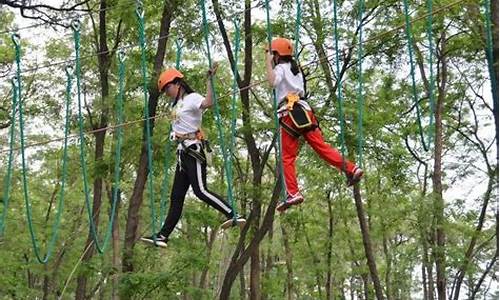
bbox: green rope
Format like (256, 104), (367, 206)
(13, 33), (72, 263)
(72, 19), (124, 253)
(227, 17), (241, 219)
(332, 0), (348, 175)
(159, 38), (183, 222)
(403, 0), (432, 151)
(200, 0), (236, 214)
(175, 38), (183, 70)
(111, 50), (126, 228)
(356, 0), (365, 168)
(293, 0), (302, 61)
(264, 0), (287, 201)
(135, 2), (158, 241)
(0, 39), (19, 235)
(483, 0), (499, 158)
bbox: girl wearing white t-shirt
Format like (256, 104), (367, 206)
(265, 37), (364, 212)
(141, 66), (245, 248)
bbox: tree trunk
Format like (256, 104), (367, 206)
(75, 1), (111, 297)
(382, 234), (392, 300)
(301, 213), (323, 298)
(199, 226), (217, 289)
(281, 225), (294, 300)
(352, 185), (384, 299)
(250, 248), (260, 300)
(219, 182), (280, 300)
(432, 31), (448, 300)
(213, 0), (281, 298)
(110, 187), (120, 300)
(250, 203), (261, 300)
(491, 0), (499, 160)
(122, 1), (173, 274)
(262, 219), (274, 300)
(326, 191), (334, 300)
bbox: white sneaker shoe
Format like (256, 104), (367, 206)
(220, 215), (246, 229)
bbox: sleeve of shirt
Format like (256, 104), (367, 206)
(272, 65), (284, 87)
(189, 93), (205, 111)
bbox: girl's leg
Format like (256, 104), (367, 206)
(185, 145), (233, 219)
(303, 114), (357, 174)
(280, 116), (301, 196)
(159, 161), (190, 238)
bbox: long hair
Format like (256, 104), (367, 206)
(172, 78), (195, 107)
(276, 54), (308, 98)
(276, 55), (301, 76)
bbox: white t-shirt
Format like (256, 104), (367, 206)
(172, 92), (204, 148)
(272, 62), (310, 114)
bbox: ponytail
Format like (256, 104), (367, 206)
(276, 54), (308, 97)
(277, 55), (301, 75)
(172, 78), (195, 107)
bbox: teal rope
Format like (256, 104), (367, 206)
(293, 0), (302, 61)
(159, 38), (183, 221)
(264, 0), (287, 201)
(426, 0), (436, 148)
(111, 50), (126, 230)
(135, 1), (158, 241)
(227, 17), (241, 219)
(403, 0), (431, 151)
(200, 0), (236, 214)
(14, 32), (72, 263)
(0, 46), (19, 236)
(356, 0), (365, 168)
(72, 19), (124, 253)
(175, 38), (183, 69)
(332, 0), (348, 175)
(483, 0), (499, 158)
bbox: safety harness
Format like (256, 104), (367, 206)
(279, 93), (318, 139)
(175, 129), (212, 164)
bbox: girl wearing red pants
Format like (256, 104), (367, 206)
(265, 37), (363, 212)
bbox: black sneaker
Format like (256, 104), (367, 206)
(276, 193), (304, 212)
(347, 167), (364, 187)
(220, 215), (246, 229)
(140, 233), (168, 248)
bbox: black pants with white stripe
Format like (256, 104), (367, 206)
(159, 144), (234, 238)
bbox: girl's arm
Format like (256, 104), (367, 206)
(201, 63), (219, 109)
(265, 50), (276, 86)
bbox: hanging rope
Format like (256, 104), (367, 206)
(403, 0), (433, 151)
(135, 1), (156, 241)
(264, 0), (287, 201)
(356, 0), (365, 168)
(200, 0), (236, 215)
(293, 0), (302, 60)
(0, 0), (465, 159)
(72, 19), (125, 254)
(0, 68), (19, 236)
(332, 0), (349, 177)
(135, 1), (160, 243)
(111, 49), (126, 232)
(13, 32), (73, 263)
(227, 17), (241, 219)
(159, 37), (183, 222)
(483, 0), (499, 157)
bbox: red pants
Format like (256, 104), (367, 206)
(280, 111), (356, 196)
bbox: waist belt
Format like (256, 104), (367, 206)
(176, 131), (212, 165)
(175, 132), (199, 141)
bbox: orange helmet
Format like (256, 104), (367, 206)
(158, 68), (184, 92)
(271, 38), (293, 56)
